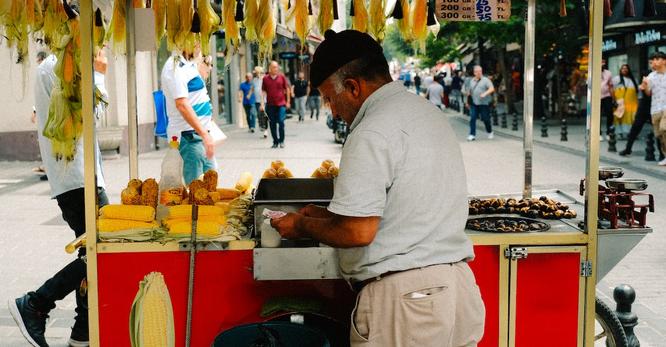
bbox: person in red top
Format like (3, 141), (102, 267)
(260, 61), (291, 148)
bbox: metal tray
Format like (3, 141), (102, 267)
(466, 216), (550, 233)
(605, 178), (648, 191)
(254, 178), (334, 203)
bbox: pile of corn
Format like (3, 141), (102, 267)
(262, 160), (294, 179)
(163, 204), (227, 239)
(311, 159), (339, 179)
(130, 272), (175, 347)
(97, 205), (162, 242)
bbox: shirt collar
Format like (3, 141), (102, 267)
(350, 81), (404, 131)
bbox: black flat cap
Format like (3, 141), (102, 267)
(310, 30), (384, 88)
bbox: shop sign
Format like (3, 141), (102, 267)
(279, 52), (298, 60)
(602, 39), (619, 52)
(634, 29), (663, 46)
(435, 0), (511, 22)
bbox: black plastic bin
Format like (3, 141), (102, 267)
(212, 322), (331, 347)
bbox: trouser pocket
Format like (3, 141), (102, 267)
(350, 290), (372, 344)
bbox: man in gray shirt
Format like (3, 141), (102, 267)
(464, 65), (495, 141)
(271, 30), (484, 347)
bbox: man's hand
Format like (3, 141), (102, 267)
(270, 213), (303, 239)
(259, 104), (265, 112)
(203, 133), (215, 159)
(640, 77), (649, 91)
(93, 49), (108, 74)
(286, 102), (291, 109)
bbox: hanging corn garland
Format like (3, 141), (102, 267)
(257, 0), (276, 62)
(166, 0), (181, 51)
(223, 0), (241, 63)
(244, 0), (260, 42)
(411, 0), (428, 52)
(107, 0), (127, 54)
(287, 0), (310, 49)
(197, 0), (221, 54)
(318, 0), (334, 34)
(350, 0), (368, 33)
(152, 0), (167, 47)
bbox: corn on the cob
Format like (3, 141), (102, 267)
(328, 166), (339, 178)
(351, 0), (368, 33)
(257, 0), (275, 62)
(411, 0), (427, 52)
(317, 0), (334, 39)
(167, 220), (221, 237)
(99, 205), (156, 222)
(223, 0), (241, 62)
(216, 188), (242, 199)
(198, 0), (221, 54)
(153, 0), (166, 46)
(276, 167), (293, 178)
(270, 160), (284, 170)
(98, 219), (159, 233)
(130, 272), (175, 347)
(167, 205), (225, 219)
(244, 0), (259, 42)
(287, 0), (309, 47)
(262, 168), (278, 179)
(163, 215), (226, 227)
(108, 0), (127, 55)
(122, 186), (142, 205)
(311, 166), (328, 178)
(235, 172), (253, 193)
(321, 159), (335, 169)
(368, 0), (386, 42)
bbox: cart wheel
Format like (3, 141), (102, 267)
(595, 297), (628, 347)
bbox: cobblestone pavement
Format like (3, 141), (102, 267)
(0, 110), (663, 346)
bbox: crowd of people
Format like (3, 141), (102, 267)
(237, 63), (323, 149)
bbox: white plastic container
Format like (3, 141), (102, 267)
(158, 136), (185, 207)
(261, 219), (282, 248)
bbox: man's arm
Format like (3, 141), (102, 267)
(640, 76), (651, 95)
(272, 212), (380, 248)
(284, 77), (291, 107)
(175, 97), (215, 158)
(481, 79), (495, 97)
(237, 89), (244, 103)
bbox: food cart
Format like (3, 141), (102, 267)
(66, 0), (654, 346)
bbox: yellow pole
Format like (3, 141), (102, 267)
(80, 0), (100, 346)
(584, 0), (603, 345)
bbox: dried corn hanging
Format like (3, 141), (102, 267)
(5, 0), (29, 64)
(317, 0), (334, 35)
(94, 8), (106, 50)
(287, 0), (309, 49)
(198, 0), (221, 54)
(26, 0), (44, 32)
(244, 0), (259, 42)
(42, 0), (68, 50)
(257, 0), (276, 62)
(129, 272), (175, 347)
(152, 0), (167, 47)
(175, 0), (196, 52)
(350, 0), (368, 33)
(411, 0), (427, 53)
(166, 0), (180, 51)
(368, 0), (385, 42)
(223, 0), (241, 63)
(393, 0), (411, 41)
(107, 0), (126, 55)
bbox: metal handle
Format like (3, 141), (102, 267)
(65, 233), (87, 254)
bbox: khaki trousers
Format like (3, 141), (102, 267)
(652, 110), (666, 154)
(350, 262), (485, 347)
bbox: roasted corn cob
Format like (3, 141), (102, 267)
(99, 205), (156, 222)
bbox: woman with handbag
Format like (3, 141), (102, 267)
(612, 64), (639, 139)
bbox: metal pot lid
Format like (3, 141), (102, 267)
(605, 178), (648, 191)
(599, 166), (624, 179)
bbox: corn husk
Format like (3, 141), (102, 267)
(153, 0), (167, 46)
(166, 0), (180, 51)
(287, 0), (310, 47)
(368, 0), (385, 42)
(107, 0), (126, 55)
(244, 0), (259, 42)
(129, 272), (175, 347)
(257, 0), (276, 62)
(198, 0), (220, 56)
(223, 0), (241, 63)
(351, 0), (368, 33)
(317, 0), (334, 34)
(411, 0), (427, 52)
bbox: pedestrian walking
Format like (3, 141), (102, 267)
(426, 75), (445, 109)
(161, 46), (217, 184)
(466, 65), (495, 141)
(414, 73), (422, 95)
(618, 92), (665, 160)
(272, 29), (485, 347)
(600, 59), (615, 141)
(308, 83), (322, 120)
(260, 61), (291, 148)
(612, 64), (639, 139)
(8, 48), (109, 347)
(253, 66), (269, 138)
(292, 72), (309, 122)
(640, 51), (666, 166)
(450, 70), (464, 112)
(238, 73), (257, 132)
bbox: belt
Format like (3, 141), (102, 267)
(181, 130), (196, 136)
(351, 270), (407, 293)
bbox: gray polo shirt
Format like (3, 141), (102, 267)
(469, 76), (494, 106)
(327, 81), (474, 282)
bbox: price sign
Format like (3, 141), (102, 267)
(435, 0), (511, 22)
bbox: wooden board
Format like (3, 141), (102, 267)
(436, 0), (511, 21)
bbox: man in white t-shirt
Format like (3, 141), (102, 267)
(640, 51), (666, 166)
(161, 47), (217, 184)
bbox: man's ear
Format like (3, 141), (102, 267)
(344, 78), (361, 98)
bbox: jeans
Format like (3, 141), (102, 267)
(601, 96), (615, 134)
(266, 105), (286, 145)
(179, 131), (217, 184)
(294, 96), (307, 121)
(309, 96), (321, 120)
(470, 104), (492, 136)
(243, 103), (256, 129)
(30, 187), (108, 326)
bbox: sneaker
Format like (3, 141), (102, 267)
(68, 317), (88, 347)
(658, 158), (666, 166)
(250, 128), (255, 133)
(619, 149), (632, 157)
(467, 135), (476, 141)
(279, 143), (285, 148)
(8, 295), (49, 347)
(487, 132), (494, 140)
(271, 144), (278, 149)
(263, 130), (268, 138)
